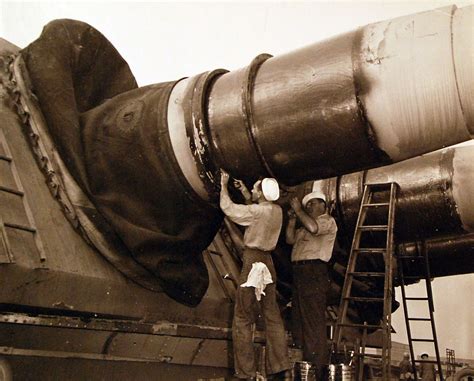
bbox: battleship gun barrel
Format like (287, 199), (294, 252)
(308, 145), (474, 278)
(169, 4), (473, 200)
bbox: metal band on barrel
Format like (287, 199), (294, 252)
(189, 69), (228, 199)
(170, 70), (228, 203)
(241, 53), (276, 179)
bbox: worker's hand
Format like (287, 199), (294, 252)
(290, 196), (302, 212)
(233, 179), (245, 190)
(220, 169), (230, 188)
(233, 179), (251, 200)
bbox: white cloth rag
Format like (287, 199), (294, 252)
(240, 262), (273, 301)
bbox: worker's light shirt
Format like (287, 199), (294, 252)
(291, 214), (338, 262)
(220, 193), (282, 251)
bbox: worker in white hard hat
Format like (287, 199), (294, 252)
(219, 169), (290, 381)
(285, 190), (338, 381)
(419, 353), (436, 381)
(399, 352), (415, 380)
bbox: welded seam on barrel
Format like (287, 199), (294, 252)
(351, 27), (392, 165)
(438, 148), (464, 234)
(167, 77), (217, 209)
(241, 53), (276, 180)
(190, 69), (228, 200)
(449, 5), (469, 133)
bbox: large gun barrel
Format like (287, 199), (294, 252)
(169, 4), (473, 200)
(309, 145), (474, 278)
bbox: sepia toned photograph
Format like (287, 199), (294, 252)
(0, 1), (473, 380)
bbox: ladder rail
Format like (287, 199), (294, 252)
(398, 262), (419, 381)
(333, 184), (371, 346)
(380, 183), (397, 378)
(334, 182), (398, 380)
(422, 246), (444, 381)
(397, 243), (445, 381)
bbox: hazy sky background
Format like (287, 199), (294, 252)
(2, 0), (473, 360)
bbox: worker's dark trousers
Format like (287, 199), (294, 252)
(232, 248), (290, 379)
(291, 260), (330, 380)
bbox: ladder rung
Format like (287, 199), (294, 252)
(353, 353), (383, 358)
(344, 297), (384, 302)
(407, 317), (431, 321)
(411, 338), (435, 342)
(4, 222), (36, 233)
(401, 275), (421, 279)
(414, 359), (438, 364)
(366, 183), (394, 190)
(0, 185), (23, 196)
(337, 323), (383, 329)
(354, 248), (386, 253)
(348, 272), (386, 277)
(0, 155), (12, 162)
(398, 255), (424, 260)
(405, 297), (429, 301)
(358, 225), (388, 231)
(362, 202), (390, 207)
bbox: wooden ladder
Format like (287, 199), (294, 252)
(398, 245), (444, 381)
(333, 182), (398, 380)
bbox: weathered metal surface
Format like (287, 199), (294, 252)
(312, 146), (474, 243)
(0, 127), (46, 266)
(398, 233), (474, 279)
(308, 146), (474, 278)
(358, 6), (472, 161)
(452, 5), (474, 132)
(200, 5), (473, 188)
(0, 346), (174, 363)
(0, 311), (276, 377)
(0, 312), (232, 340)
(207, 30), (390, 185)
(3, 355), (230, 381)
(168, 72), (227, 202)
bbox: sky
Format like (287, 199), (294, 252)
(2, 0), (473, 360)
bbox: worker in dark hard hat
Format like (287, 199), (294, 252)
(220, 169), (290, 381)
(286, 190), (338, 381)
(399, 352), (415, 380)
(419, 352), (436, 381)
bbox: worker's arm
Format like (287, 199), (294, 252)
(285, 210), (297, 245)
(220, 169), (255, 225)
(290, 197), (319, 234)
(233, 179), (252, 205)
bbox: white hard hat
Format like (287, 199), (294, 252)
(261, 178), (280, 201)
(302, 191), (326, 207)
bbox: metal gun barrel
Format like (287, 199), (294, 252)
(309, 145), (474, 278)
(168, 5), (473, 201)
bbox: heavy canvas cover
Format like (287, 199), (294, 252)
(21, 19), (222, 306)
